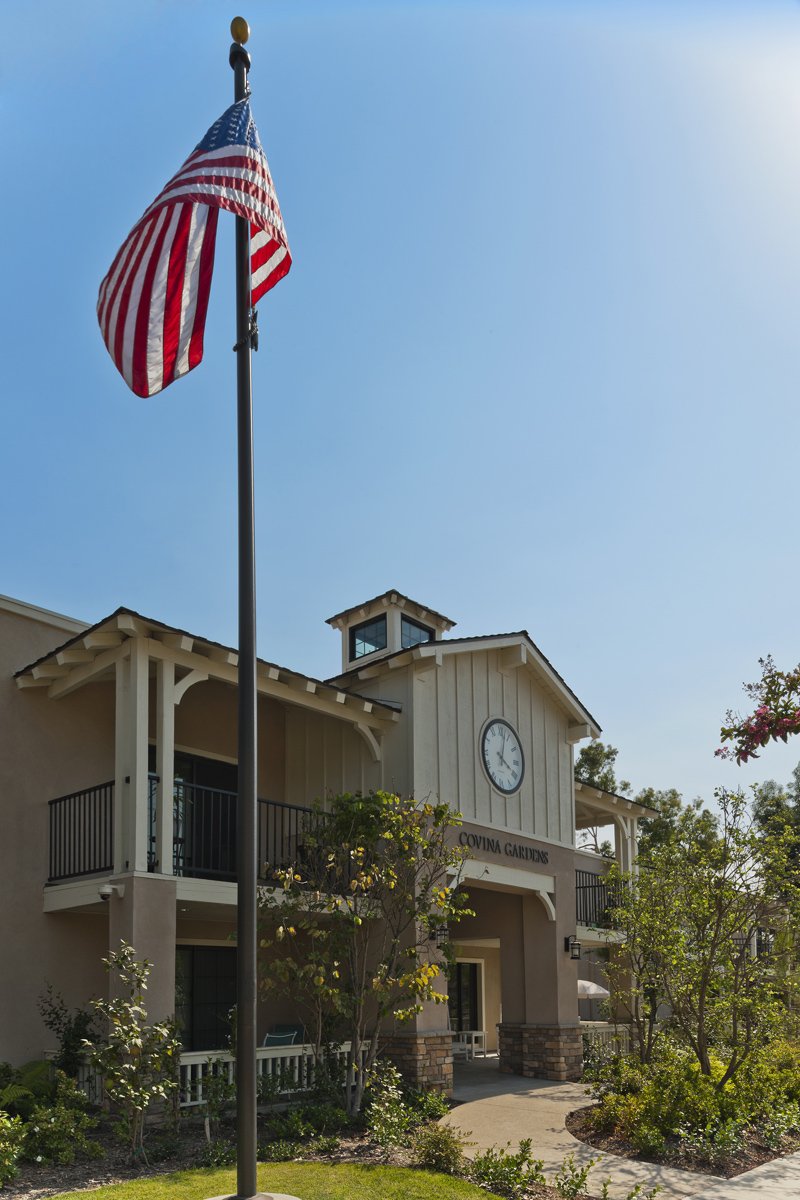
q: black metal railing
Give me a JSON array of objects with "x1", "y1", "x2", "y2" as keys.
[
  {"x1": 147, "y1": 773, "x2": 159, "y2": 871},
  {"x1": 48, "y1": 782, "x2": 114, "y2": 882},
  {"x1": 49, "y1": 778, "x2": 334, "y2": 887},
  {"x1": 576, "y1": 868, "x2": 620, "y2": 928},
  {"x1": 151, "y1": 780, "x2": 320, "y2": 883},
  {"x1": 173, "y1": 781, "x2": 238, "y2": 880},
  {"x1": 257, "y1": 797, "x2": 326, "y2": 881}
]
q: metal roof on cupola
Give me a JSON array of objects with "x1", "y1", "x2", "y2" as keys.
[{"x1": 325, "y1": 589, "x2": 456, "y2": 634}]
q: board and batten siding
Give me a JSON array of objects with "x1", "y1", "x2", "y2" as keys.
[
  {"x1": 412, "y1": 648, "x2": 575, "y2": 847},
  {"x1": 283, "y1": 707, "x2": 382, "y2": 808}
]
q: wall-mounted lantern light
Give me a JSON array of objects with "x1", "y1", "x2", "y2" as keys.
[
  {"x1": 430, "y1": 925, "x2": 449, "y2": 949},
  {"x1": 564, "y1": 934, "x2": 581, "y2": 960}
]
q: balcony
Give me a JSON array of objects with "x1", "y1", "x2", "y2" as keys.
[
  {"x1": 575, "y1": 868, "x2": 620, "y2": 929},
  {"x1": 47, "y1": 778, "x2": 320, "y2": 886}
]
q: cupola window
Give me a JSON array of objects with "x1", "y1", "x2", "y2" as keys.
[
  {"x1": 401, "y1": 615, "x2": 434, "y2": 649},
  {"x1": 349, "y1": 615, "x2": 387, "y2": 661}
]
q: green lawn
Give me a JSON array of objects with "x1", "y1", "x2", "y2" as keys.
[{"x1": 54, "y1": 1162, "x2": 500, "y2": 1200}]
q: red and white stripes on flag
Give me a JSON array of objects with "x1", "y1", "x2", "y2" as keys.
[{"x1": 97, "y1": 99, "x2": 291, "y2": 398}]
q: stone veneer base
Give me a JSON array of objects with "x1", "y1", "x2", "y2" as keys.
[
  {"x1": 382, "y1": 1031, "x2": 454, "y2": 1095},
  {"x1": 498, "y1": 1022, "x2": 583, "y2": 1082}
]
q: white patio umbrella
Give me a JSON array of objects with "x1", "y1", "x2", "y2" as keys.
[{"x1": 578, "y1": 978, "x2": 610, "y2": 999}]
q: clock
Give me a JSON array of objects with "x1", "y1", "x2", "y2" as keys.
[{"x1": 481, "y1": 718, "x2": 524, "y2": 794}]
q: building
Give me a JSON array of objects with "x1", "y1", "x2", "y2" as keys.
[{"x1": 0, "y1": 589, "x2": 652, "y2": 1093}]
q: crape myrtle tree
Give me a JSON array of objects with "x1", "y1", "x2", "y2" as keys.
[
  {"x1": 258, "y1": 789, "x2": 472, "y2": 1115},
  {"x1": 718, "y1": 655, "x2": 800, "y2": 763},
  {"x1": 607, "y1": 790, "x2": 800, "y2": 1085}
]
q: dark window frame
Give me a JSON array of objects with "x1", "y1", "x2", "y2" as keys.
[
  {"x1": 349, "y1": 614, "x2": 388, "y2": 662},
  {"x1": 401, "y1": 615, "x2": 435, "y2": 649}
]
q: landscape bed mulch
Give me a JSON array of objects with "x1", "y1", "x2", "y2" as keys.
[
  {"x1": 566, "y1": 1105, "x2": 800, "y2": 1179},
  {"x1": 14, "y1": 1107, "x2": 800, "y2": 1200},
  {"x1": 6, "y1": 1121, "x2": 594, "y2": 1200}
]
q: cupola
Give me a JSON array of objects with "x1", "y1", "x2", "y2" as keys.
[{"x1": 326, "y1": 589, "x2": 456, "y2": 673}]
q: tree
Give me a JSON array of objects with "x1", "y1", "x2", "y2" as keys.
[
  {"x1": 258, "y1": 790, "x2": 472, "y2": 1115},
  {"x1": 635, "y1": 787, "x2": 717, "y2": 861},
  {"x1": 608, "y1": 790, "x2": 800, "y2": 1085},
  {"x1": 575, "y1": 741, "x2": 630, "y2": 796},
  {"x1": 85, "y1": 942, "x2": 180, "y2": 1163},
  {"x1": 718, "y1": 655, "x2": 800, "y2": 763},
  {"x1": 602, "y1": 862, "x2": 667, "y2": 1064},
  {"x1": 575, "y1": 741, "x2": 631, "y2": 857}
]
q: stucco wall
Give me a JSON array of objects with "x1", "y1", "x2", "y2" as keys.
[{"x1": 0, "y1": 606, "x2": 115, "y2": 1064}]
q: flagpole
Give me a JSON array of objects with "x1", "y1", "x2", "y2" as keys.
[{"x1": 230, "y1": 17, "x2": 259, "y2": 1200}]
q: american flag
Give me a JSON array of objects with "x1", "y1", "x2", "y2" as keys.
[{"x1": 97, "y1": 98, "x2": 291, "y2": 398}]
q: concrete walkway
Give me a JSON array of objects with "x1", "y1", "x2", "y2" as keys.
[{"x1": 441, "y1": 1057, "x2": 793, "y2": 1200}]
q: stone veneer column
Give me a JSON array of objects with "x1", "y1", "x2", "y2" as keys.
[
  {"x1": 497, "y1": 1023, "x2": 524, "y2": 1074},
  {"x1": 521, "y1": 1022, "x2": 582, "y2": 1081},
  {"x1": 499, "y1": 1022, "x2": 583, "y2": 1081},
  {"x1": 381, "y1": 1031, "x2": 453, "y2": 1095}
]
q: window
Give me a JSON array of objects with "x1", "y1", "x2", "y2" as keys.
[
  {"x1": 401, "y1": 616, "x2": 434, "y2": 649},
  {"x1": 349, "y1": 615, "x2": 387, "y2": 661}
]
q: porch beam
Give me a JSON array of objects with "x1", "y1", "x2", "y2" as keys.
[
  {"x1": 48, "y1": 641, "x2": 131, "y2": 699},
  {"x1": 55, "y1": 647, "x2": 94, "y2": 666},
  {"x1": 146, "y1": 639, "x2": 395, "y2": 730},
  {"x1": 83, "y1": 630, "x2": 124, "y2": 650},
  {"x1": 160, "y1": 632, "x2": 194, "y2": 653}
]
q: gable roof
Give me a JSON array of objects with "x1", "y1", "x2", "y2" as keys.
[
  {"x1": 14, "y1": 606, "x2": 400, "y2": 717},
  {"x1": 327, "y1": 629, "x2": 601, "y2": 736}
]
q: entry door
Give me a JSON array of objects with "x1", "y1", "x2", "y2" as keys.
[
  {"x1": 449, "y1": 962, "x2": 481, "y2": 1031},
  {"x1": 176, "y1": 945, "x2": 237, "y2": 1051}
]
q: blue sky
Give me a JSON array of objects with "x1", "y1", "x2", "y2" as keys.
[{"x1": 2, "y1": 1, "x2": 799, "y2": 803}]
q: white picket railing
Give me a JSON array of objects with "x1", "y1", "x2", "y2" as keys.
[
  {"x1": 179, "y1": 1042, "x2": 360, "y2": 1108},
  {"x1": 581, "y1": 1022, "x2": 631, "y2": 1055}
]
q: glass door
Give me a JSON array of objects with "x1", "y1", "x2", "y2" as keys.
[{"x1": 449, "y1": 961, "x2": 481, "y2": 1031}]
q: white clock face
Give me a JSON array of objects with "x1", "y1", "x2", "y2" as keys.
[{"x1": 481, "y1": 719, "x2": 524, "y2": 794}]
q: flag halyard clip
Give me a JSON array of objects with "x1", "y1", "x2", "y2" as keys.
[{"x1": 233, "y1": 308, "x2": 259, "y2": 353}]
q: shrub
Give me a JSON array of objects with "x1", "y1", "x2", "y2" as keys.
[
  {"x1": 364, "y1": 1062, "x2": 412, "y2": 1149},
  {"x1": 589, "y1": 1035, "x2": 800, "y2": 1164},
  {"x1": 198, "y1": 1138, "x2": 237, "y2": 1167},
  {"x1": 306, "y1": 1133, "x2": 341, "y2": 1156},
  {"x1": 23, "y1": 1073, "x2": 102, "y2": 1166},
  {"x1": 0, "y1": 1060, "x2": 54, "y2": 1120},
  {"x1": 760, "y1": 1101, "x2": 800, "y2": 1151},
  {"x1": 0, "y1": 1112, "x2": 26, "y2": 1185},
  {"x1": 469, "y1": 1138, "x2": 546, "y2": 1199},
  {"x1": 39, "y1": 985, "x2": 99, "y2": 1079},
  {"x1": 677, "y1": 1117, "x2": 748, "y2": 1167},
  {"x1": 412, "y1": 1121, "x2": 470, "y2": 1175},
  {"x1": 406, "y1": 1087, "x2": 450, "y2": 1122},
  {"x1": 259, "y1": 1138, "x2": 303, "y2": 1161},
  {"x1": 199, "y1": 1060, "x2": 235, "y2": 1142},
  {"x1": 296, "y1": 1101, "x2": 352, "y2": 1134},
  {"x1": 282, "y1": 1111, "x2": 315, "y2": 1139},
  {"x1": 552, "y1": 1152, "x2": 600, "y2": 1197}
]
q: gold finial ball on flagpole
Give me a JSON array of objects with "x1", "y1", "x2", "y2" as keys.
[{"x1": 231, "y1": 16, "x2": 250, "y2": 44}]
